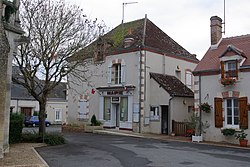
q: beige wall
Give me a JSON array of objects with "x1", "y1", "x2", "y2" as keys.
[
  {"x1": 46, "y1": 101, "x2": 67, "y2": 124},
  {"x1": 68, "y1": 50, "x2": 197, "y2": 134}
]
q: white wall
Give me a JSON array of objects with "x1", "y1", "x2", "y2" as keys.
[{"x1": 197, "y1": 71, "x2": 250, "y2": 143}]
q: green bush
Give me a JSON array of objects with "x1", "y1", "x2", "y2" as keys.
[
  {"x1": 91, "y1": 114, "x2": 102, "y2": 126},
  {"x1": 22, "y1": 132, "x2": 65, "y2": 146},
  {"x1": 221, "y1": 128, "x2": 236, "y2": 136},
  {"x1": 9, "y1": 113, "x2": 24, "y2": 144}
]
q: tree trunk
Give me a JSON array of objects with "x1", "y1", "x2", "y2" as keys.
[{"x1": 39, "y1": 100, "x2": 47, "y2": 137}]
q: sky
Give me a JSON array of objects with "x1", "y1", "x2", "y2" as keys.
[{"x1": 66, "y1": 0, "x2": 250, "y2": 60}]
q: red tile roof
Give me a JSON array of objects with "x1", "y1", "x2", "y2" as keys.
[
  {"x1": 150, "y1": 72, "x2": 194, "y2": 97},
  {"x1": 194, "y1": 34, "x2": 250, "y2": 73}
]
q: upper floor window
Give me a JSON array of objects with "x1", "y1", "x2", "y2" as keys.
[
  {"x1": 108, "y1": 59, "x2": 126, "y2": 85},
  {"x1": 225, "y1": 60, "x2": 238, "y2": 78},
  {"x1": 112, "y1": 63, "x2": 121, "y2": 84},
  {"x1": 185, "y1": 70, "x2": 193, "y2": 90}
]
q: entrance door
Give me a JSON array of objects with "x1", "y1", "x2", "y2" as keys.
[
  {"x1": 161, "y1": 105, "x2": 169, "y2": 134},
  {"x1": 115, "y1": 104, "x2": 120, "y2": 127},
  {"x1": 21, "y1": 107, "x2": 32, "y2": 117}
]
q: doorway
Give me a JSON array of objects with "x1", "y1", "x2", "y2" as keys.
[
  {"x1": 161, "y1": 105, "x2": 169, "y2": 134},
  {"x1": 21, "y1": 107, "x2": 32, "y2": 118},
  {"x1": 113, "y1": 104, "x2": 120, "y2": 127}
]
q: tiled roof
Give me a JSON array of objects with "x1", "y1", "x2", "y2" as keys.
[
  {"x1": 73, "y1": 18, "x2": 198, "y2": 62},
  {"x1": 150, "y1": 72, "x2": 194, "y2": 97},
  {"x1": 194, "y1": 34, "x2": 250, "y2": 73},
  {"x1": 11, "y1": 82, "x2": 67, "y2": 100}
]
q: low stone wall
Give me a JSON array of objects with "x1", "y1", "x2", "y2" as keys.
[{"x1": 62, "y1": 124, "x2": 103, "y2": 133}]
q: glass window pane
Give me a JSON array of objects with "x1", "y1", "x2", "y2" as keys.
[
  {"x1": 227, "y1": 116, "x2": 232, "y2": 124},
  {"x1": 227, "y1": 99, "x2": 231, "y2": 107},
  {"x1": 234, "y1": 117, "x2": 239, "y2": 125},
  {"x1": 104, "y1": 97, "x2": 111, "y2": 120},
  {"x1": 234, "y1": 99, "x2": 238, "y2": 107},
  {"x1": 227, "y1": 108, "x2": 232, "y2": 116},
  {"x1": 120, "y1": 97, "x2": 128, "y2": 121}
]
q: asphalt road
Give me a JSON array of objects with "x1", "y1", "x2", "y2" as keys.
[{"x1": 36, "y1": 133, "x2": 250, "y2": 167}]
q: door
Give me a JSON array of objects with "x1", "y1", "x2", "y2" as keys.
[
  {"x1": 115, "y1": 104, "x2": 120, "y2": 127},
  {"x1": 21, "y1": 107, "x2": 32, "y2": 117},
  {"x1": 161, "y1": 105, "x2": 169, "y2": 134}
]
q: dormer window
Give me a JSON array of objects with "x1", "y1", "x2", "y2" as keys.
[{"x1": 225, "y1": 60, "x2": 238, "y2": 78}]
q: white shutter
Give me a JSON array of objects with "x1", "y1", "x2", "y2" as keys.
[
  {"x1": 108, "y1": 66, "x2": 112, "y2": 84},
  {"x1": 121, "y1": 64, "x2": 126, "y2": 83}
]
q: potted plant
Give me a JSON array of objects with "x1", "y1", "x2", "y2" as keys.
[
  {"x1": 221, "y1": 77, "x2": 236, "y2": 86},
  {"x1": 235, "y1": 131, "x2": 248, "y2": 147},
  {"x1": 200, "y1": 102, "x2": 211, "y2": 113}
]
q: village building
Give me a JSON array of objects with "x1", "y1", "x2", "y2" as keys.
[
  {"x1": 193, "y1": 16, "x2": 250, "y2": 145},
  {"x1": 68, "y1": 16, "x2": 199, "y2": 134},
  {"x1": 0, "y1": 0, "x2": 24, "y2": 158}
]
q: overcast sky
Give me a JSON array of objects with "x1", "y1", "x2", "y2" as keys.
[{"x1": 67, "y1": 0, "x2": 250, "y2": 60}]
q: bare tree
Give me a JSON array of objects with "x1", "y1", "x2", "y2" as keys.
[{"x1": 12, "y1": 0, "x2": 106, "y2": 136}]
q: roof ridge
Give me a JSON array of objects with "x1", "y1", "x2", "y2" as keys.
[{"x1": 223, "y1": 34, "x2": 250, "y2": 40}]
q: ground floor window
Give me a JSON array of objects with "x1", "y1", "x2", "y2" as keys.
[
  {"x1": 150, "y1": 106, "x2": 160, "y2": 120},
  {"x1": 120, "y1": 97, "x2": 128, "y2": 121},
  {"x1": 225, "y1": 98, "x2": 239, "y2": 127},
  {"x1": 55, "y1": 108, "x2": 62, "y2": 121},
  {"x1": 104, "y1": 97, "x2": 111, "y2": 120}
]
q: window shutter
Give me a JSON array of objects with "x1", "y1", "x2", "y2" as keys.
[
  {"x1": 107, "y1": 66, "x2": 112, "y2": 84},
  {"x1": 239, "y1": 97, "x2": 248, "y2": 129},
  {"x1": 214, "y1": 98, "x2": 223, "y2": 128},
  {"x1": 121, "y1": 64, "x2": 126, "y2": 83},
  {"x1": 235, "y1": 60, "x2": 239, "y2": 79},
  {"x1": 220, "y1": 61, "x2": 225, "y2": 79}
]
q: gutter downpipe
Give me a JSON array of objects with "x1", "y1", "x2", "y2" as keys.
[
  {"x1": 139, "y1": 46, "x2": 142, "y2": 133},
  {"x1": 169, "y1": 96, "x2": 174, "y2": 134},
  {"x1": 199, "y1": 73, "x2": 202, "y2": 136}
]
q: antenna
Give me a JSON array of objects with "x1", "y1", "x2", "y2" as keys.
[
  {"x1": 122, "y1": 2, "x2": 138, "y2": 24},
  {"x1": 222, "y1": 0, "x2": 226, "y2": 34}
]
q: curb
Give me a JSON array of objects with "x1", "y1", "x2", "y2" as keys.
[
  {"x1": 32, "y1": 147, "x2": 49, "y2": 167},
  {"x1": 93, "y1": 130, "x2": 250, "y2": 150}
]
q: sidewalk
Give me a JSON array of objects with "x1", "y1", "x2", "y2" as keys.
[
  {"x1": 0, "y1": 129, "x2": 249, "y2": 166},
  {"x1": 0, "y1": 143, "x2": 48, "y2": 167}
]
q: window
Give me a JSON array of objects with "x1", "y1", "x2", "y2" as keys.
[
  {"x1": 104, "y1": 97, "x2": 111, "y2": 120},
  {"x1": 55, "y1": 108, "x2": 62, "y2": 121},
  {"x1": 185, "y1": 70, "x2": 193, "y2": 89},
  {"x1": 150, "y1": 106, "x2": 160, "y2": 120},
  {"x1": 120, "y1": 97, "x2": 128, "y2": 121},
  {"x1": 225, "y1": 99, "x2": 239, "y2": 128},
  {"x1": 225, "y1": 60, "x2": 237, "y2": 78},
  {"x1": 112, "y1": 63, "x2": 121, "y2": 84}
]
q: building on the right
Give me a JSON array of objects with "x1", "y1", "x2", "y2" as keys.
[{"x1": 193, "y1": 16, "x2": 249, "y2": 145}]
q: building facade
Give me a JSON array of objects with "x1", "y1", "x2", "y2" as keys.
[
  {"x1": 193, "y1": 16, "x2": 250, "y2": 145},
  {"x1": 0, "y1": 0, "x2": 24, "y2": 158},
  {"x1": 68, "y1": 17, "x2": 199, "y2": 134}
]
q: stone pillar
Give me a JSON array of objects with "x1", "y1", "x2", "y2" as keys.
[{"x1": 0, "y1": 0, "x2": 11, "y2": 158}]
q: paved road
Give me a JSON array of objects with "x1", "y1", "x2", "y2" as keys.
[{"x1": 36, "y1": 133, "x2": 250, "y2": 167}]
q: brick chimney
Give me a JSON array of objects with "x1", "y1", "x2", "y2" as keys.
[{"x1": 210, "y1": 16, "x2": 222, "y2": 45}]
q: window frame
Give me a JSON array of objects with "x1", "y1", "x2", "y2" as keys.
[
  {"x1": 150, "y1": 106, "x2": 160, "y2": 121},
  {"x1": 224, "y1": 60, "x2": 238, "y2": 78},
  {"x1": 55, "y1": 108, "x2": 62, "y2": 121},
  {"x1": 185, "y1": 70, "x2": 193, "y2": 90},
  {"x1": 224, "y1": 98, "x2": 239, "y2": 128}
]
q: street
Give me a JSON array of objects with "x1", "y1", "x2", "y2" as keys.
[{"x1": 36, "y1": 133, "x2": 250, "y2": 167}]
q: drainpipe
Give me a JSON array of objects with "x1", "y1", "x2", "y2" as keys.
[
  {"x1": 199, "y1": 74, "x2": 202, "y2": 136},
  {"x1": 138, "y1": 46, "x2": 142, "y2": 133},
  {"x1": 169, "y1": 96, "x2": 174, "y2": 134}
]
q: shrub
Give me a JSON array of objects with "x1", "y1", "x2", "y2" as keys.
[
  {"x1": 9, "y1": 113, "x2": 24, "y2": 143},
  {"x1": 91, "y1": 114, "x2": 97, "y2": 126},
  {"x1": 221, "y1": 128, "x2": 236, "y2": 136},
  {"x1": 22, "y1": 132, "x2": 65, "y2": 146}
]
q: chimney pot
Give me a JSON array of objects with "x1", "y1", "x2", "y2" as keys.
[{"x1": 210, "y1": 16, "x2": 222, "y2": 45}]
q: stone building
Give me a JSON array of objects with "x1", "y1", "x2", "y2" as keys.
[{"x1": 0, "y1": 0, "x2": 24, "y2": 158}]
